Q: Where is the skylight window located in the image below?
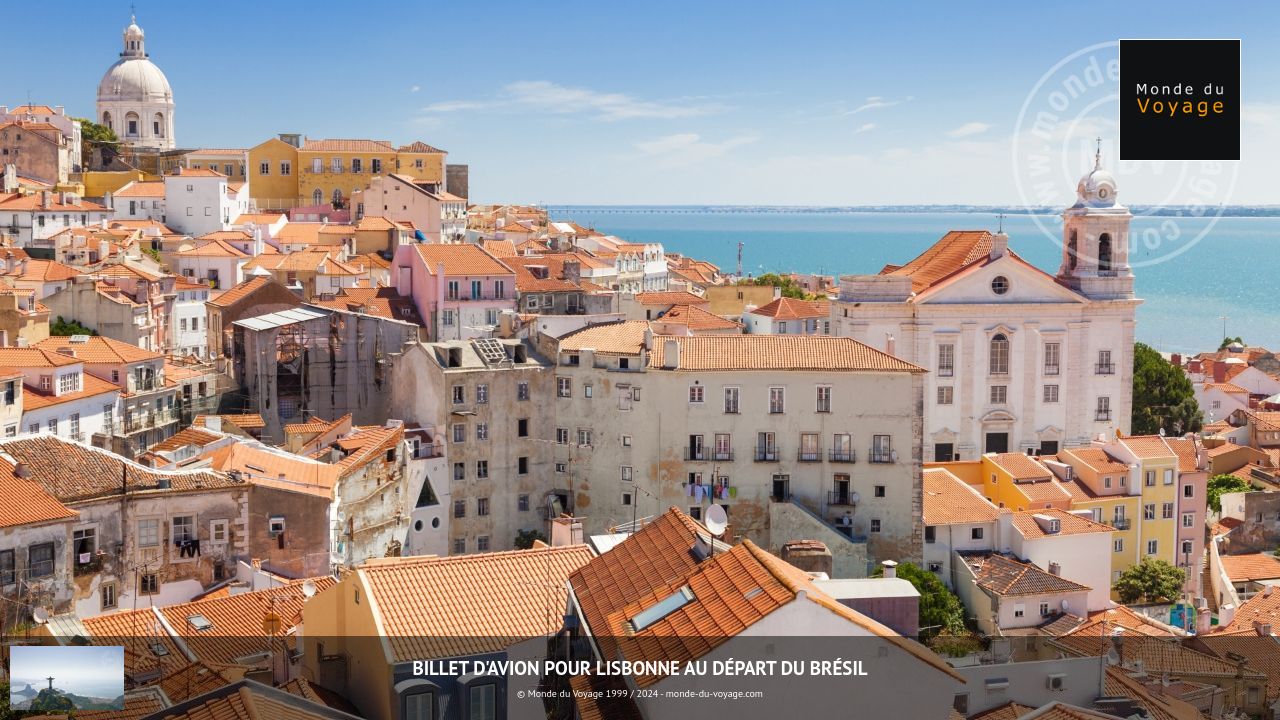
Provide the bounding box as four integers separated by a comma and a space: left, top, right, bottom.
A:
630, 586, 695, 632
187, 613, 213, 631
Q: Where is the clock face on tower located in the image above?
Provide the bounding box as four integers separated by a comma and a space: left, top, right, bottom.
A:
1098, 188, 1109, 199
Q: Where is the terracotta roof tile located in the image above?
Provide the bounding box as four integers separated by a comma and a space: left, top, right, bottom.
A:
1058, 447, 1132, 474
657, 304, 739, 331
150, 426, 224, 454
971, 702, 1035, 720
301, 138, 394, 153
35, 335, 162, 364
0, 435, 238, 503
308, 287, 419, 323
1009, 508, 1113, 538
2, 258, 83, 282
0, 461, 77, 528
747, 297, 829, 320
1221, 553, 1280, 583
358, 545, 594, 662
882, 230, 993, 292
635, 290, 706, 306
114, 180, 166, 198
207, 276, 274, 308
963, 552, 1091, 596
923, 467, 1003, 525
1118, 435, 1179, 460
989, 452, 1053, 480
649, 335, 924, 373
178, 238, 248, 258
397, 141, 447, 154
558, 320, 649, 355
204, 441, 340, 498
412, 243, 513, 276
22, 372, 119, 410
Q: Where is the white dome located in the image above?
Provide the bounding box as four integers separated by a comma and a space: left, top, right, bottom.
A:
97, 57, 173, 103
1074, 146, 1119, 209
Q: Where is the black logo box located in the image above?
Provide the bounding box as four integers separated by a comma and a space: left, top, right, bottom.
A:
1120, 39, 1240, 161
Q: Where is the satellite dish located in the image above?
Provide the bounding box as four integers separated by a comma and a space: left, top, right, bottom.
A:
705, 505, 728, 537
32, 607, 48, 624
301, 579, 317, 598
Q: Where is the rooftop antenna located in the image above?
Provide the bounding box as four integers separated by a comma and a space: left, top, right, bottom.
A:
736, 241, 744, 278
1095, 136, 1103, 170
997, 212, 1004, 234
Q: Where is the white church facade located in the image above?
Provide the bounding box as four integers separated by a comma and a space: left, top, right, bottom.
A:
832, 150, 1139, 461
96, 15, 175, 150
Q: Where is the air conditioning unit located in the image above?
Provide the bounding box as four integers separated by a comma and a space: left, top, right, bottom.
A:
268, 516, 286, 535
1047, 674, 1066, 691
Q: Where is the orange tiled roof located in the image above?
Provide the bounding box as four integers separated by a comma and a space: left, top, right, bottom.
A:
397, 141, 446, 154
301, 138, 393, 153
170, 167, 225, 178
178, 238, 249, 258
649, 335, 924, 373
1198, 634, 1280, 700
0, 346, 81, 368
882, 230, 993, 292
989, 452, 1053, 480
1164, 437, 1203, 472
192, 413, 266, 430
0, 194, 107, 211
1221, 553, 1280, 583
635, 290, 706, 306
233, 212, 285, 225
22, 372, 120, 411
748, 296, 829, 320
358, 545, 594, 662
35, 335, 162, 364
1118, 435, 1179, 460
0, 435, 238, 503
1059, 447, 1132, 474
207, 276, 274, 308
971, 702, 1035, 720
150, 426, 224, 454
0, 461, 77, 528
658, 304, 739, 331
412, 243, 513, 276
3, 258, 83, 282
114, 180, 166, 198
964, 552, 1091, 596
923, 467, 1003, 525
204, 440, 339, 497
308, 287, 418, 322
1009, 508, 1113, 538
558, 320, 649, 355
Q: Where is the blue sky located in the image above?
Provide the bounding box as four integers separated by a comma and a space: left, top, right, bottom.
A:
9, 645, 124, 698
3, 1, 1276, 204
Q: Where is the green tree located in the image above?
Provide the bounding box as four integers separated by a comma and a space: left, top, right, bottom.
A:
1113, 558, 1185, 604
1219, 336, 1245, 350
736, 272, 809, 299
1132, 341, 1203, 435
873, 561, 965, 641
1207, 473, 1252, 513
74, 117, 118, 168
514, 528, 547, 550
50, 316, 97, 337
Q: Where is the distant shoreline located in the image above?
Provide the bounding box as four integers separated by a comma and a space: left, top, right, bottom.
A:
544, 205, 1280, 218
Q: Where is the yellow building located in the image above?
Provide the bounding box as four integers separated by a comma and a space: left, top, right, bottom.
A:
181, 148, 248, 182
246, 135, 448, 211
393, 141, 446, 185
245, 136, 300, 210
933, 434, 1208, 596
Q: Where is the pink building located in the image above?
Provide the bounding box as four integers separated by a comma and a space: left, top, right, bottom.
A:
392, 243, 516, 340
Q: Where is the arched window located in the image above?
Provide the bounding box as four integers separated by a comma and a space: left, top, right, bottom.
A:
1098, 233, 1112, 272
312, 188, 323, 205
990, 333, 1010, 375
153, 112, 164, 138
102, 111, 112, 131
125, 112, 139, 137
1067, 230, 1078, 271
332, 188, 344, 208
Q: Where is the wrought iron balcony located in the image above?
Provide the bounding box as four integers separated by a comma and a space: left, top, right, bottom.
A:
829, 449, 856, 463
754, 447, 780, 462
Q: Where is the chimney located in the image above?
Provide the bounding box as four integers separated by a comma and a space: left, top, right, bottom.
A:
1170, 353, 1182, 368
103, 191, 113, 211
41, 191, 51, 209
1, 164, 15, 193
989, 231, 1008, 259
885, 333, 896, 356
13, 461, 29, 478
1213, 362, 1227, 384
1048, 561, 1062, 576
98, 239, 109, 260
881, 559, 898, 579
1255, 620, 1273, 636
781, 541, 833, 577
663, 339, 680, 369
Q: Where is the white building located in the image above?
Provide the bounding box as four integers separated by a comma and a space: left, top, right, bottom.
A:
744, 297, 831, 335
0, 192, 112, 245
999, 508, 1114, 612
171, 279, 211, 358
922, 467, 1001, 587
163, 167, 248, 237
112, 180, 166, 222
832, 152, 1138, 461
0, 104, 83, 174
96, 15, 175, 150
0, 348, 120, 443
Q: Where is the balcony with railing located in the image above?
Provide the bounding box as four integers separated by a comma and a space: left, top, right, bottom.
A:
754, 447, 780, 462
869, 449, 894, 464
413, 443, 443, 459
1109, 518, 1131, 530
1095, 410, 1112, 422
827, 491, 858, 506
798, 448, 822, 463
829, 449, 856, 463
712, 449, 734, 461
1095, 363, 1116, 375
445, 293, 509, 302
686, 447, 707, 461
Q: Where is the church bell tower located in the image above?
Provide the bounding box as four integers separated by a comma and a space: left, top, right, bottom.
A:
1057, 139, 1134, 300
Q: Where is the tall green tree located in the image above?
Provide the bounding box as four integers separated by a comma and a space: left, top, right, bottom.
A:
1113, 558, 1185, 603
74, 117, 117, 168
1132, 342, 1202, 435
874, 561, 965, 641
1219, 336, 1245, 350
